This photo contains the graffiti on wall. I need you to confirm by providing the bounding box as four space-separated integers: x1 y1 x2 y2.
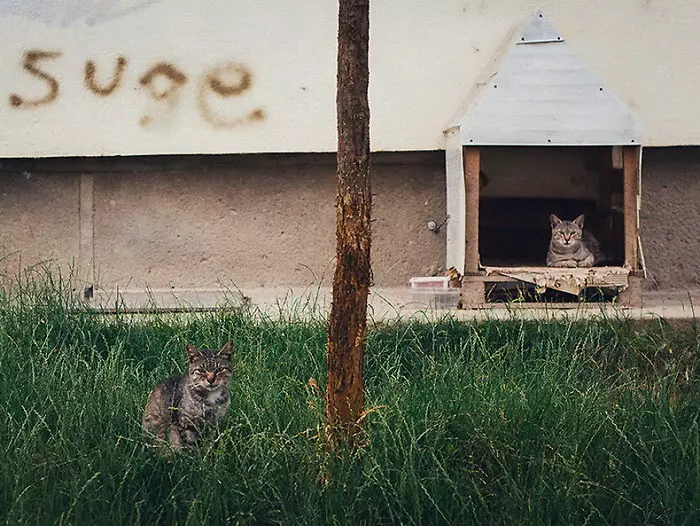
84 56 127 96
7 49 266 129
9 50 62 108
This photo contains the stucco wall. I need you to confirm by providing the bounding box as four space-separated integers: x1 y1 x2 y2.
0 166 79 279
641 148 700 290
0 148 698 297
93 153 445 291
1 0 699 157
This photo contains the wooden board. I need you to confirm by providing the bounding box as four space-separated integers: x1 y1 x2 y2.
482 265 630 295
463 147 481 273
623 146 640 269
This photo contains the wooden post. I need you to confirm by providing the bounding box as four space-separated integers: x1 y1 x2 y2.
618 274 643 307
463 147 481 273
326 0 370 448
461 147 483 307
622 146 640 270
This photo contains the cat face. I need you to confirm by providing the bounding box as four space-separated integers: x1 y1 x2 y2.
550 214 584 250
185 342 233 391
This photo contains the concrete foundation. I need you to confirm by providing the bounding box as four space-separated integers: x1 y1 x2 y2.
0 168 79 279
0 152 446 294
640 148 700 290
0 147 697 306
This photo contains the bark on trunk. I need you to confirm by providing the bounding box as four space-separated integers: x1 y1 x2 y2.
326 0 371 447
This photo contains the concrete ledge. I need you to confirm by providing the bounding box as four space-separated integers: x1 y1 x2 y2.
88 286 700 321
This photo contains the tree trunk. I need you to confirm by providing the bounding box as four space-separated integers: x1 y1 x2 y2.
326 0 371 447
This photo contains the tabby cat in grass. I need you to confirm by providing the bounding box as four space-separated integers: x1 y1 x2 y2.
143 342 233 449
546 214 602 268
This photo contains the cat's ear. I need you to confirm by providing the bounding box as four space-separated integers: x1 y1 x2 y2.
573 214 585 228
217 341 234 360
550 214 562 228
185 343 201 362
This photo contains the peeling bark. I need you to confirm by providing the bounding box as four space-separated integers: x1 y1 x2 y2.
326 0 371 447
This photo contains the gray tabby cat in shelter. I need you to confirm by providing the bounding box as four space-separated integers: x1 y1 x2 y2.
142 342 233 449
546 214 602 268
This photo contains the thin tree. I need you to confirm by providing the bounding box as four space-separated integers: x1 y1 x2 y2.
326 0 371 447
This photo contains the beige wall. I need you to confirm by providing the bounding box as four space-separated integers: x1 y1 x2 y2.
641 148 700 290
0 148 698 298
93 156 339 290
0 167 79 279
93 153 445 291
0 153 446 293
0 0 699 157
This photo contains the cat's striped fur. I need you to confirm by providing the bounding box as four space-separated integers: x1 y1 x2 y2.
143 342 233 449
546 214 601 268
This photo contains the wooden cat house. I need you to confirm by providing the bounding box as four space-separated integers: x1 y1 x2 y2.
444 11 644 307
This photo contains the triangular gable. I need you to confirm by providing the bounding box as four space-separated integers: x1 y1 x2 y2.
454 11 643 146
520 10 562 43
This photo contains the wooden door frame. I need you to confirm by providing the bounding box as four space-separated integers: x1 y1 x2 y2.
463 146 481 274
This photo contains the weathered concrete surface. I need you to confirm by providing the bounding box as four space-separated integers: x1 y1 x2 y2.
94 155 337 290
641 147 700 290
0 168 79 278
0 147 698 303
93 152 445 291
92 286 700 322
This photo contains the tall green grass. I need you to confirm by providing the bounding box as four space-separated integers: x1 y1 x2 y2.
1 269 699 524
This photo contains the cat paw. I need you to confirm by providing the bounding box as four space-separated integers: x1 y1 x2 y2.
577 257 594 268
551 260 577 268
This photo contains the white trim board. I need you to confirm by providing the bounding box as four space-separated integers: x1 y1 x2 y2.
444 127 466 273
